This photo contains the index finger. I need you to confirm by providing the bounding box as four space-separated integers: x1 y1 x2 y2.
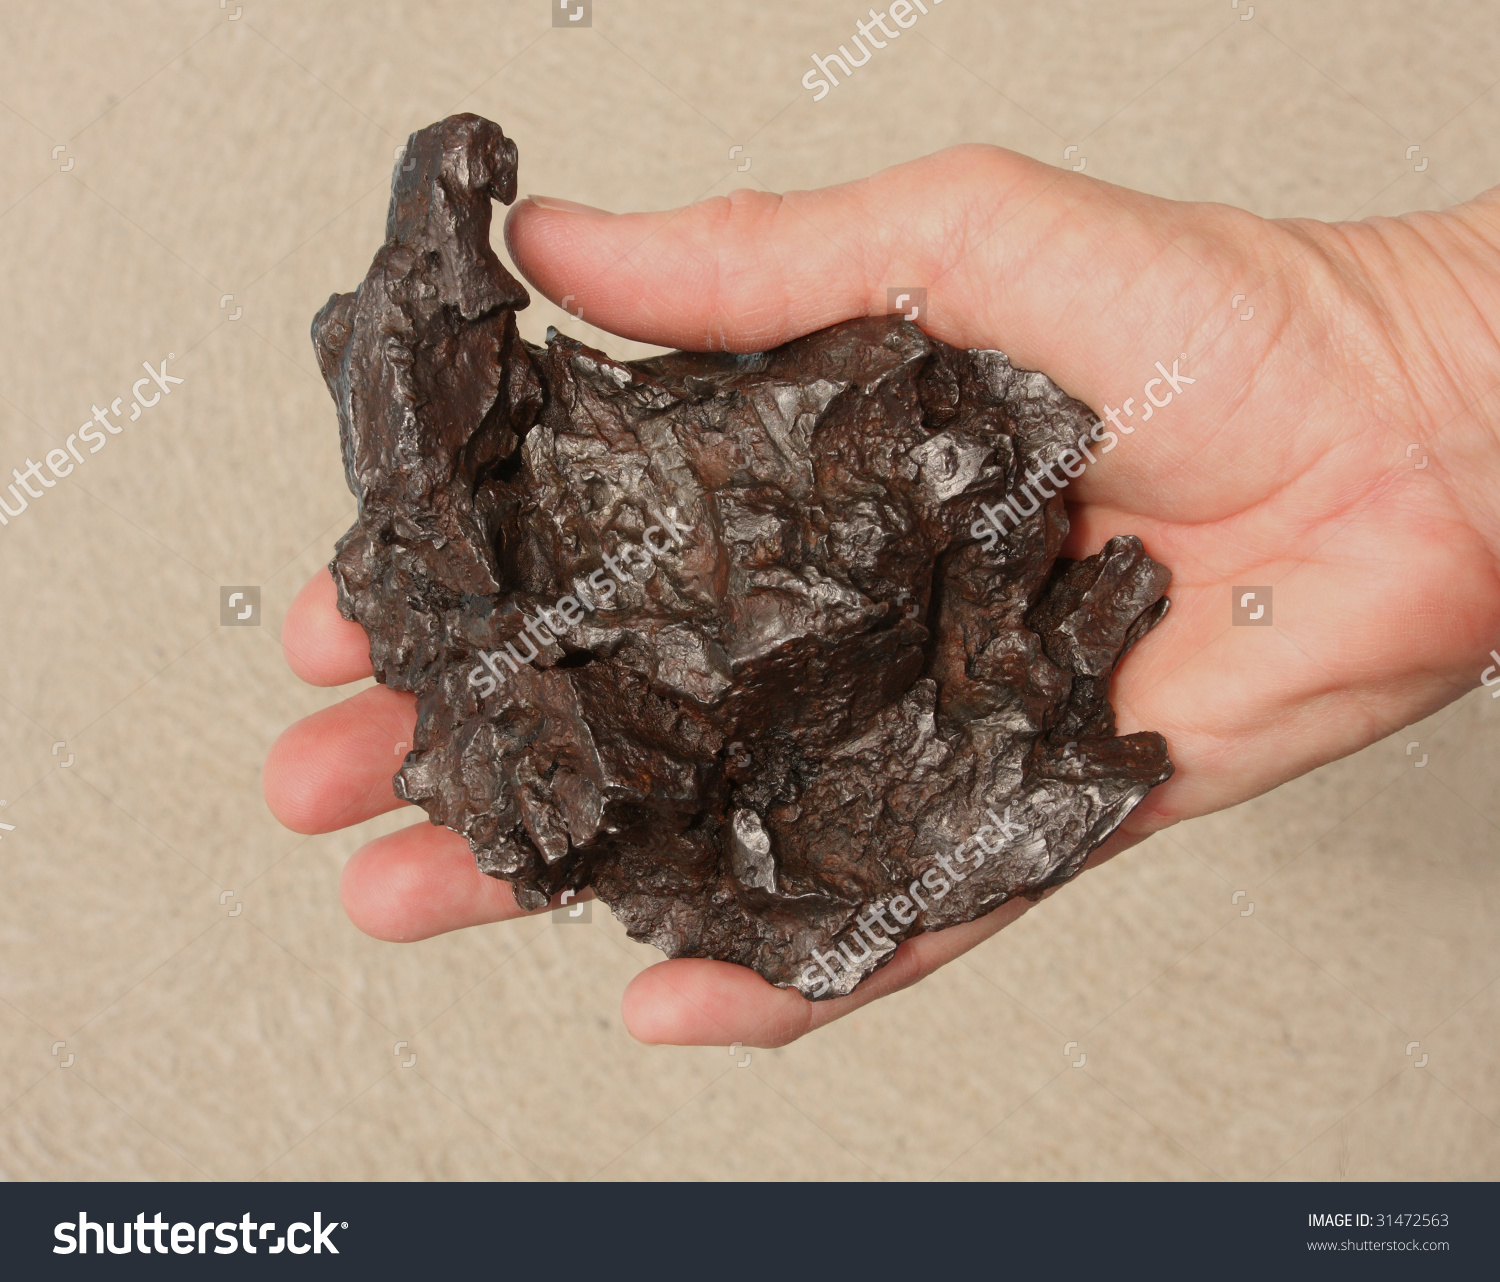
283 567 374 686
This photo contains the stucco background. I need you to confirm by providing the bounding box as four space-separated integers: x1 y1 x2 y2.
0 0 1496 1181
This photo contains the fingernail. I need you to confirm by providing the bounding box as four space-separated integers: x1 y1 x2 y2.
525 194 613 216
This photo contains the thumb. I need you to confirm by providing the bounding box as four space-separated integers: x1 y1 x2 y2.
502 145 1235 397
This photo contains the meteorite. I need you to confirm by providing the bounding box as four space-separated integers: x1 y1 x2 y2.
312 114 1173 999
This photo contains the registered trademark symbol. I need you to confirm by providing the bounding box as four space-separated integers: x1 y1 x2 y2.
342 1223 348 1229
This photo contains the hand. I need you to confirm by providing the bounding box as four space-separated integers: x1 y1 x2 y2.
266 145 1500 1048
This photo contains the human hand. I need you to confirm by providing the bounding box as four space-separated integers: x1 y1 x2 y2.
266 145 1500 1048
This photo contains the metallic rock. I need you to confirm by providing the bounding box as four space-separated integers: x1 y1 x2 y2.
313 115 1174 999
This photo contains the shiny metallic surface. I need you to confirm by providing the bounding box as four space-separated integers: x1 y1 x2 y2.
314 115 1174 998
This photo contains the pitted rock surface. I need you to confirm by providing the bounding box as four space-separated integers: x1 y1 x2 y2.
313 114 1174 998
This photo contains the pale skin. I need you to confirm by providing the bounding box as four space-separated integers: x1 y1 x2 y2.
264 145 1500 1048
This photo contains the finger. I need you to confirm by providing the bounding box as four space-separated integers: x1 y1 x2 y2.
507 186 878 353
341 821 551 941
622 895 1035 1048
503 146 1202 385
282 568 373 686
263 684 415 833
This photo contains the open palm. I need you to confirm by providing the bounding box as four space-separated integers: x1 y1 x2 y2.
266 145 1500 1047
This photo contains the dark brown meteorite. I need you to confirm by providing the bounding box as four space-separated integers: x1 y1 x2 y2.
312 114 1172 999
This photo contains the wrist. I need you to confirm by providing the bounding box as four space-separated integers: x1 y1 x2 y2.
1296 193 1500 566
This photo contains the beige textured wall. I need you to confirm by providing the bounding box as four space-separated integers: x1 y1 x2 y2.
0 0 1496 1181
